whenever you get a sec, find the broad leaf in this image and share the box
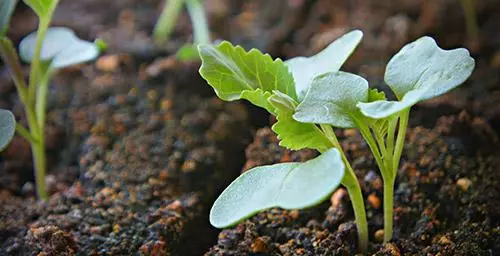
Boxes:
[286,30,363,100]
[357,87,427,119]
[294,71,369,128]
[198,41,296,114]
[269,91,331,151]
[210,148,344,228]
[0,0,18,37]
[19,27,100,69]
[0,109,16,151]
[385,36,474,100]
[358,36,475,119]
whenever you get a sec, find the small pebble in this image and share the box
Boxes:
[368,193,381,209]
[96,55,119,72]
[374,229,385,242]
[456,177,472,191]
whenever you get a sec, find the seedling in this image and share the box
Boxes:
[295,37,474,242]
[153,0,210,61]
[198,30,370,252]
[0,0,101,200]
[198,30,475,251]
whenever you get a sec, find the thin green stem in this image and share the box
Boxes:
[320,124,368,252]
[392,109,409,173]
[342,170,369,252]
[0,38,29,103]
[383,175,396,242]
[28,17,51,104]
[35,69,52,129]
[185,0,210,45]
[386,117,398,157]
[459,0,479,44]
[153,0,185,44]
[352,117,385,172]
[31,137,47,200]
[15,123,38,144]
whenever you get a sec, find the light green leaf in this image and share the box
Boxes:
[385,36,475,100]
[269,91,330,151]
[0,109,16,151]
[23,0,54,16]
[368,88,386,102]
[358,37,475,119]
[210,148,345,228]
[0,0,18,37]
[286,30,363,100]
[294,71,369,128]
[198,41,296,114]
[357,87,427,119]
[176,43,200,61]
[19,27,100,69]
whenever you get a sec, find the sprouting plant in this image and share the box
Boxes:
[459,0,480,48]
[197,30,475,252]
[153,0,210,61]
[351,37,475,242]
[197,30,370,252]
[0,0,101,200]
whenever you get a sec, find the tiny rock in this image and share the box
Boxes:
[251,237,270,253]
[96,55,120,72]
[331,188,347,210]
[456,177,472,191]
[374,229,384,242]
[368,193,381,209]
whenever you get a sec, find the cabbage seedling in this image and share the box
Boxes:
[0,0,101,200]
[296,37,475,242]
[154,0,210,61]
[197,30,371,252]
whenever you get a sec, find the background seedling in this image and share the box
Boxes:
[198,30,370,252]
[0,0,101,200]
[154,0,210,61]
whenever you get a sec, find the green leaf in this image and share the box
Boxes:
[19,27,100,69]
[286,30,363,100]
[0,109,16,151]
[357,87,427,119]
[294,71,369,128]
[176,43,200,61]
[358,37,475,119]
[269,91,331,151]
[210,148,345,228]
[368,88,386,102]
[23,0,55,16]
[198,41,297,114]
[0,0,18,37]
[385,36,475,101]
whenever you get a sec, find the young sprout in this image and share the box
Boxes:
[297,36,474,242]
[0,0,101,200]
[356,37,475,241]
[154,0,210,61]
[197,30,370,252]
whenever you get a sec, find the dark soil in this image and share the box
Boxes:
[1,0,500,255]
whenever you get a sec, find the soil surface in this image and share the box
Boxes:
[1,0,500,255]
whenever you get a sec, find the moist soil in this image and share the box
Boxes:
[1,0,500,255]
